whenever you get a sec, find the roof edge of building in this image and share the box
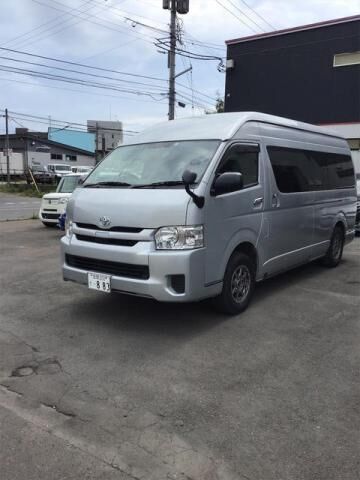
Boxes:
[226,14,360,46]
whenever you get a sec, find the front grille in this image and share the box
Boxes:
[42,213,59,219]
[65,254,149,280]
[76,223,142,233]
[43,208,57,212]
[75,234,137,247]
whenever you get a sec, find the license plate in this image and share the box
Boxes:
[88,272,111,293]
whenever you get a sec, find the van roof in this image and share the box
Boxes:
[126,112,345,144]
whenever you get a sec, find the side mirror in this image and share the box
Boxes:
[212,172,243,196]
[182,170,204,209]
[182,170,197,185]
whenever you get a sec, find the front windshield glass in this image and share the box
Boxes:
[57,175,82,193]
[55,165,72,172]
[83,141,220,187]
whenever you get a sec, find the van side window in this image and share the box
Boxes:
[268,146,354,193]
[267,147,322,193]
[311,151,354,190]
[218,145,259,188]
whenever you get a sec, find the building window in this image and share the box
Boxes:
[333,51,360,68]
[65,155,77,162]
[51,153,62,160]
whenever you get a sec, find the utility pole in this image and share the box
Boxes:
[168,1,177,121]
[5,108,10,185]
[163,0,190,121]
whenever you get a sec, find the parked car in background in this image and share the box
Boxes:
[47,163,72,183]
[356,175,360,235]
[30,165,55,184]
[71,165,93,174]
[39,173,84,227]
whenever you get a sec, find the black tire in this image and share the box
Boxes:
[214,252,255,315]
[42,221,56,228]
[321,224,344,268]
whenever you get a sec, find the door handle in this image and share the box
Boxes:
[253,197,263,207]
[272,193,279,208]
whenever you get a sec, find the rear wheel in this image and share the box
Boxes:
[214,252,255,315]
[322,224,344,268]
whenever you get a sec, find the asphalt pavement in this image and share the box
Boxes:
[0,193,41,221]
[0,220,359,480]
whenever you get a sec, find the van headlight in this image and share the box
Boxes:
[65,219,73,238]
[155,225,204,250]
[59,197,68,204]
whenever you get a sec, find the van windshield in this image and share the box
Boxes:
[57,175,82,193]
[83,141,220,187]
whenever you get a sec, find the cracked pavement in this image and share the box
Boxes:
[0,220,360,479]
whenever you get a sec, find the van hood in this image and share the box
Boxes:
[70,188,191,228]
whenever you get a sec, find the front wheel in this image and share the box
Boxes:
[321,225,344,268]
[213,252,255,315]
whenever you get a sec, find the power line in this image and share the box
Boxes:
[0,50,216,104]
[0,56,168,92]
[0,0,93,47]
[0,46,168,83]
[236,0,276,30]
[226,0,266,32]
[215,0,258,33]
[11,1,111,51]
[1,109,139,134]
[0,75,167,105]
[31,0,159,47]
[0,64,167,99]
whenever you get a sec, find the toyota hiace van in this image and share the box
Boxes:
[61,113,357,314]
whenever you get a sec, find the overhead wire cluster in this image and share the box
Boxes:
[0,0,269,116]
[0,108,139,136]
[215,0,276,33]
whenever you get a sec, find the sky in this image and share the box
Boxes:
[0,0,359,138]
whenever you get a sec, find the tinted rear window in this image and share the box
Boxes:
[267,147,354,193]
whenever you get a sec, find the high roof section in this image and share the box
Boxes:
[127,112,345,145]
[226,14,360,45]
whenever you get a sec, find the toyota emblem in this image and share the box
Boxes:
[99,216,111,229]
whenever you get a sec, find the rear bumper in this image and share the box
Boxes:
[61,236,221,302]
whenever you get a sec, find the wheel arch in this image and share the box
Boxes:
[221,239,258,281]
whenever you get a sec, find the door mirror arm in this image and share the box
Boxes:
[182,170,205,209]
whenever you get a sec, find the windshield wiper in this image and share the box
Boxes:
[83,181,132,188]
[132,180,186,189]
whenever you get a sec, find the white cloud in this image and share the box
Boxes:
[0,0,358,132]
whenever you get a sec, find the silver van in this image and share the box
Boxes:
[61,113,357,314]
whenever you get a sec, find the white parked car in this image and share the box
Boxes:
[39,174,84,227]
[47,163,72,183]
[71,165,93,174]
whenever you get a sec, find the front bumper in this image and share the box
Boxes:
[39,205,66,223]
[61,235,221,302]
